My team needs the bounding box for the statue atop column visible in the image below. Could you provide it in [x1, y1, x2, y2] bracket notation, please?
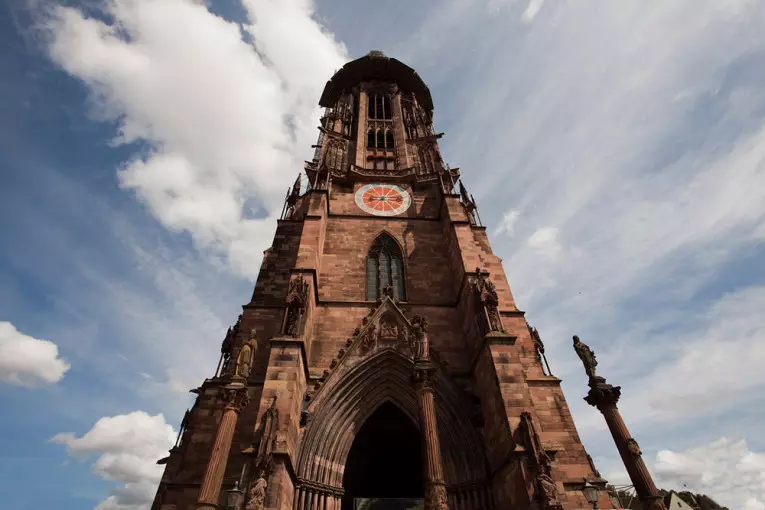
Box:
[573, 335, 597, 379]
[235, 329, 258, 379]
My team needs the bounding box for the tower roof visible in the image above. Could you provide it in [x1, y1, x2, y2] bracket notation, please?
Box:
[319, 51, 434, 112]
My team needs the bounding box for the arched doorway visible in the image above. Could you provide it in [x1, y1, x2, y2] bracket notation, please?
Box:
[341, 402, 423, 509]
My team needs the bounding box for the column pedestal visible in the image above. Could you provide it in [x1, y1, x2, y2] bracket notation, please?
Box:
[586, 377, 666, 510]
[197, 382, 250, 510]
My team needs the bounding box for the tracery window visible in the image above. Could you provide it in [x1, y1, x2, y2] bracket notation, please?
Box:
[324, 139, 346, 171]
[366, 233, 406, 301]
[367, 94, 392, 120]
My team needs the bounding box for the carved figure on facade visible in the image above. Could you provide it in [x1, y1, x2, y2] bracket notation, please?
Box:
[222, 386, 251, 413]
[528, 323, 554, 376]
[520, 411, 552, 473]
[472, 268, 502, 333]
[282, 174, 302, 220]
[460, 182, 479, 225]
[234, 329, 257, 379]
[220, 314, 242, 376]
[411, 314, 429, 360]
[536, 473, 561, 508]
[284, 275, 309, 337]
[174, 408, 191, 448]
[360, 324, 378, 353]
[245, 474, 267, 510]
[573, 335, 598, 379]
[378, 315, 399, 341]
[381, 284, 394, 300]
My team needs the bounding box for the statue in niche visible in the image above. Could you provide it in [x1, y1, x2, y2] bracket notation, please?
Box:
[472, 268, 502, 332]
[246, 473, 267, 510]
[235, 329, 257, 379]
[573, 335, 598, 379]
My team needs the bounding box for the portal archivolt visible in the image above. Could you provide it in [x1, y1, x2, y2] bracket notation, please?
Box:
[296, 349, 491, 506]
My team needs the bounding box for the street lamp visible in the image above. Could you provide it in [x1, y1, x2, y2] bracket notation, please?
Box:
[227, 481, 243, 510]
[582, 480, 600, 509]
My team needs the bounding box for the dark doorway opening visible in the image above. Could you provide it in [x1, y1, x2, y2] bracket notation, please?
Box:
[341, 402, 423, 510]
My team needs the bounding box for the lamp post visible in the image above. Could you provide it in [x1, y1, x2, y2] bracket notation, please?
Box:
[227, 481, 243, 510]
[582, 480, 600, 509]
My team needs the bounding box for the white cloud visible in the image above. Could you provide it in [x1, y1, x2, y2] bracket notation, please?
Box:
[526, 226, 560, 256]
[0, 321, 70, 387]
[493, 209, 520, 236]
[41, 0, 347, 278]
[521, 0, 544, 23]
[655, 437, 765, 510]
[52, 411, 175, 510]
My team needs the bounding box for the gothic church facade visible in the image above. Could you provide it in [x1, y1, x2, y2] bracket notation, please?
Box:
[152, 51, 613, 510]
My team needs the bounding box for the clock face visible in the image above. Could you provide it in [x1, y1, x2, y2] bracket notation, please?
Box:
[355, 184, 412, 217]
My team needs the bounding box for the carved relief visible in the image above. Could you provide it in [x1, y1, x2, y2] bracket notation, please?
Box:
[519, 411, 552, 473]
[222, 386, 251, 413]
[378, 315, 399, 341]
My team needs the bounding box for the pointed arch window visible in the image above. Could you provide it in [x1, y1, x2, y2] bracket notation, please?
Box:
[385, 129, 394, 149]
[367, 129, 376, 148]
[366, 233, 406, 301]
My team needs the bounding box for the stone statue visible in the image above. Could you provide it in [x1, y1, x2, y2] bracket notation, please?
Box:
[573, 335, 597, 379]
[235, 329, 258, 379]
[284, 304, 301, 337]
[411, 315, 429, 360]
[537, 473, 560, 507]
[487, 306, 502, 332]
[246, 475, 267, 510]
[530, 326, 545, 357]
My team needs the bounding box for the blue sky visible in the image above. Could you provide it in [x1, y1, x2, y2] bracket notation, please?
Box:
[1, 0, 764, 509]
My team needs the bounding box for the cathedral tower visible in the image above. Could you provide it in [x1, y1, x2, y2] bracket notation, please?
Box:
[153, 51, 613, 510]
